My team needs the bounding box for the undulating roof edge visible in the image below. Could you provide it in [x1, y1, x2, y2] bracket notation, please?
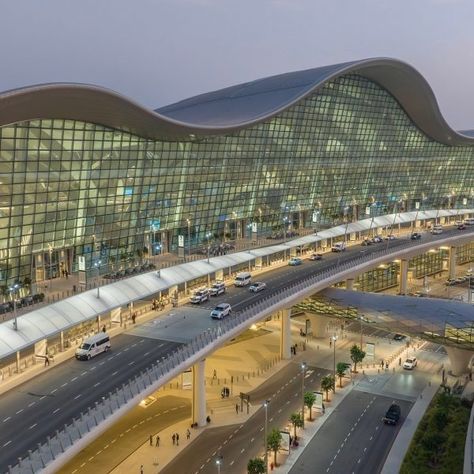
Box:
[0, 57, 472, 145]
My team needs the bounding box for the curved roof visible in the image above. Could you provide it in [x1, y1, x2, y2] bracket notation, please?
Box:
[0, 57, 472, 145]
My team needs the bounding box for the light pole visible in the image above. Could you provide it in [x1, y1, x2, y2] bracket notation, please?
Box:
[186, 218, 191, 260]
[359, 315, 364, 350]
[206, 232, 212, 263]
[94, 259, 102, 298]
[9, 283, 20, 331]
[332, 335, 337, 393]
[215, 456, 223, 474]
[301, 362, 306, 428]
[264, 399, 269, 474]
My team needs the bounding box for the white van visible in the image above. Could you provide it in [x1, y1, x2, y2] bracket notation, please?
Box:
[234, 272, 252, 287]
[431, 224, 443, 235]
[465, 218, 474, 225]
[75, 333, 111, 360]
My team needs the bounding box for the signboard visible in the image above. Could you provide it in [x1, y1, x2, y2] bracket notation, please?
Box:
[280, 431, 291, 452]
[111, 307, 121, 324]
[178, 235, 184, 248]
[313, 391, 324, 411]
[78, 255, 86, 271]
[415, 201, 420, 210]
[366, 342, 375, 358]
[182, 369, 192, 389]
[252, 222, 257, 233]
[365, 206, 371, 216]
[312, 211, 320, 223]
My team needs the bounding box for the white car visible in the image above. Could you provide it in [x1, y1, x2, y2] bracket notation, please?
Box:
[210, 303, 232, 319]
[209, 281, 226, 296]
[403, 357, 417, 370]
[249, 281, 266, 293]
[331, 242, 346, 252]
[309, 253, 323, 261]
[190, 289, 210, 304]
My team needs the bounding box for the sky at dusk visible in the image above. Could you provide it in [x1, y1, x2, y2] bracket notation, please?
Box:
[2, 0, 474, 129]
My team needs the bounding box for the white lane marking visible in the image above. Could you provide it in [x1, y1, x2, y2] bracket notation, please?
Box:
[61, 383, 68, 388]
[81, 371, 87, 376]
[230, 460, 235, 466]
[16, 409, 23, 415]
[3, 417, 11, 422]
[240, 448, 245, 453]
[128, 361, 135, 366]
[51, 389, 57, 394]
[28, 423, 37, 430]
[94, 382, 100, 387]
[28, 402, 36, 408]
[52, 408, 60, 414]
[111, 371, 118, 376]
[74, 394, 82, 400]
[39, 396, 46, 400]
[3, 440, 11, 447]
[71, 377, 78, 382]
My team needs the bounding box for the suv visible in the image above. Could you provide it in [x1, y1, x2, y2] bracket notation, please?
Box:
[331, 242, 346, 252]
[410, 232, 422, 240]
[309, 253, 323, 261]
[209, 281, 226, 296]
[288, 257, 302, 266]
[190, 289, 210, 304]
[383, 403, 401, 425]
[403, 357, 417, 370]
[249, 281, 266, 293]
[431, 225, 443, 235]
[210, 303, 232, 319]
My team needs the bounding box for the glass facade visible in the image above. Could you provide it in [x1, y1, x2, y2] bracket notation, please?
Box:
[0, 74, 474, 290]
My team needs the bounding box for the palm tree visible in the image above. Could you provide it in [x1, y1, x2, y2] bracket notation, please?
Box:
[289, 412, 303, 440]
[304, 391, 316, 421]
[247, 457, 265, 474]
[267, 428, 282, 467]
[321, 375, 335, 402]
[336, 362, 347, 388]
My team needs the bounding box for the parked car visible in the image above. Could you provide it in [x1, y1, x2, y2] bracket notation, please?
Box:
[410, 232, 422, 240]
[249, 281, 266, 293]
[403, 357, 417, 370]
[384, 234, 396, 241]
[309, 253, 323, 261]
[393, 334, 406, 341]
[372, 235, 383, 243]
[445, 278, 457, 286]
[458, 223, 467, 230]
[288, 257, 303, 266]
[209, 281, 226, 296]
[431, 225, 443, 235]
[383, 403, 401, 425]
[361, 239, 372, 246]
[190, 288, 210, 304]
[210, 303, 232, 319]
[331, 242, 346, 252]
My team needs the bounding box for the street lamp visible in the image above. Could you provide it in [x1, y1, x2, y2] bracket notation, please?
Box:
[264, 399, 270, 474]
[186, 218, 191, 260]
[215, 456, 223, 474]
[206, 231, 212, 263]
[94, 259, 102, 298]
[9, 283, 21, 331]
[301, 362, 306, 428]
[332, 335, 338, 393]
[359, 315, 364, 350]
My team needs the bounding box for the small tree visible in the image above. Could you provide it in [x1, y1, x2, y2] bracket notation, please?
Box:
[304, 391, 316, 421]
[267, 428, 282, 467]
[336, 362, 347, 388]
[247, 457, 265, 474]
[350, 344, 366, 373]
[289, 412, 303, 440]
[321, 375, 335, 402]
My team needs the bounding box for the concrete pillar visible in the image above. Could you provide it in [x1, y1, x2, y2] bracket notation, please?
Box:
[305, 313, 330, 338]
[215, 269, 223, 281]
[399, 259, 408, 295]
[445, 346, 474, 376]
[60, 331, 64, 352]
[290, 247, 297, 257]
[192, 359, 207, 427]
[449, 246, 457, 280]
[97, 314, 101, 333]
[280, 309, 292, 360]
[16, 351, 20, 373]
[346, 278, 354, 291]
[255, 257, 262, 268]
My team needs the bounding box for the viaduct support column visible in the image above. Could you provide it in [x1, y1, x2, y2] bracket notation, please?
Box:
[192, 359, 207, 427]
[449, 246, 457, 280]
[399, 259, 408, 295]
[346, 278, 354, 291]
[445, 346, 473, 376]
[280, 309, 292, 360]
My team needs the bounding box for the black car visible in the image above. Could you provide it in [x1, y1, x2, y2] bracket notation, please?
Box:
[393, 333, 406, 341]
[410, 232, 422, 240]
[383, 403, 401, 425]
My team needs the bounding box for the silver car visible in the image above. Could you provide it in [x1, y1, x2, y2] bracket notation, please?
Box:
[210, 303, 232, 319]
[249, 282, 266, 293]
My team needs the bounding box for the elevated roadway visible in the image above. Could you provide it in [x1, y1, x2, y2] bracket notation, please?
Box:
[3, 224, 474, 472]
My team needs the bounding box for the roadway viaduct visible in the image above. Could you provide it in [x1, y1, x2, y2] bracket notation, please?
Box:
[1, 217, 474, 473]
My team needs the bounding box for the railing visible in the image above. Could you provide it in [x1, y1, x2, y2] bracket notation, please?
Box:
[9, 237, 423, 473]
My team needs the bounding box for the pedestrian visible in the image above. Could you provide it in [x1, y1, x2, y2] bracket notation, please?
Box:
[399, 357, 401, 366]
[235, 403, 239, 414]
[186, 429, 190, 440]
[155, 435, 160, 447]
[385, 362, 388, 369]
[140, 465, 144, 474]
[172, 433, 176, 445]
[102, 325, 106, 333]
[380, 359, 384, 368]
[65, 270, 69, 279]
[132, 312, 136, 324]
[149, 434, 153, 446]
[176, 433, 180, 446]
[44, 354, 50, 367]
[213, 369, 217, 379]
[329, 338, 332, 348]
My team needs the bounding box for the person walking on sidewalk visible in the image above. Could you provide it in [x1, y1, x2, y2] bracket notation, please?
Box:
[213, 369, 217, 379]
[176, 433, 180, 445]
[235, 403, 239, 414]
[186, 429, 190, 440]
[140, 465, 144, 474]
[155, 435, 160, 447]
[172, 433, 176, 445]
[149, 434, 153, 446]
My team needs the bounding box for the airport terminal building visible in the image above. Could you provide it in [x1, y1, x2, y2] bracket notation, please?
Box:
[0, 57, 473, 290]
